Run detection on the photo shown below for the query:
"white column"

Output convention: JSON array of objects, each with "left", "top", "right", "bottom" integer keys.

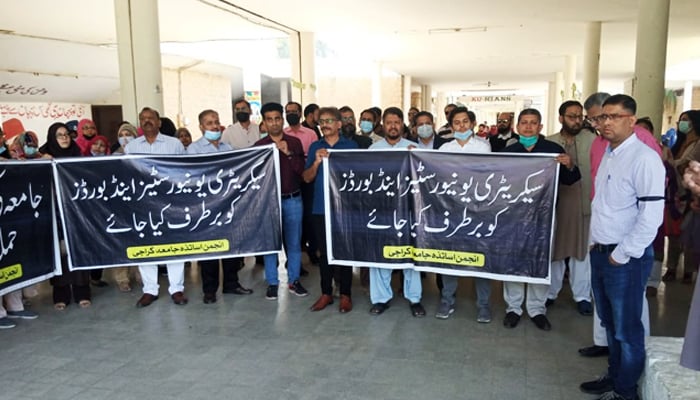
[
  {"left": 632, "top": 0, "right": 670, "bottom": 133},
  {"left": 436, "top": 91, "right": 446, "bottom": 126},
  {"left": 402, "top": 75, "right": 412, "bottom": 120},
  {"left": 420, "top": 84, "right": 432, "bottom": 114},
  {"left": 583, "top": 22, "right": 601, "bottom": 100},
  {"left": 547, "top": 79, "right": 558, "bottom": 135},
  {"left": 683, "top": 81, "right": 694, "bottom": 111},
  {"left": 114, "top": 0, "right": 164, "bottom": 124},
  {"left": 563, "top": 55, "right": 577, "bottom": 101},
  {"left": 289, "top": 31, "right": 316, "bottom": 105},
  {"left": 371, "top": 61, "right": 383, "bottom": 107}
]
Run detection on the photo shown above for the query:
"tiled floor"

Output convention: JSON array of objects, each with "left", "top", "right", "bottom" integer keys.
[{"left": 1, "top": 259, "right": 694, "bottom": 400}]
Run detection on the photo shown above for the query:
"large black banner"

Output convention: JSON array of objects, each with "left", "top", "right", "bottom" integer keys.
[
  {"left": 326, "top": 150, "right": 559, "bottom": 284},
  {"left": 0, "top": 160, "right": 57, "bottom": 296},
  {"left": 54, "top": 146, "right": 282, "bottom": 269}
]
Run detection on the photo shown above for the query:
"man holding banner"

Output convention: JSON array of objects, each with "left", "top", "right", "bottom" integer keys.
[
  {"left": 124, "top": 107, "right": 188, "bottom": 308},
  {"left": 304, "top": 107, "right": 358, "bottom": 313},
  {"left": 188, "top": 109, "right": 253, "bottom": 304},
  {"left": 367, "top": 107, "right": 426, "bottom": 317},
  {"left": 501, "top": 109, "right": 580, "bottom": 331}
]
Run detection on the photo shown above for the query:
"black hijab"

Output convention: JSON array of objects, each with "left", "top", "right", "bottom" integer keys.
[{"left": 40, "top": 122, "right": 82, "bottom": 158}]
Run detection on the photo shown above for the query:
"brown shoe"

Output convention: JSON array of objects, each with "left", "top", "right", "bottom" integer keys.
[
  {"left": 310, "top": 294, "right": 334, "bottom": 311},
  {"left": 136, "top": 293, "right": 158, "bottom": 308},
  {"left": 171, "top": 291, "right": 188, "bottom": 305},
  {"left": 339, "top": 295, "right": 352, "bottom": 313}
]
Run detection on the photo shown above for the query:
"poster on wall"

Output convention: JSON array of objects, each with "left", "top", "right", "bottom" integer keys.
[{"left": 0, "top": 102, "right": 92, "bottom": 143}]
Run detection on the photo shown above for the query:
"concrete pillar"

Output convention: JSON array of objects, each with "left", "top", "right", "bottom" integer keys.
[
  {"left": 436, "top": 91, "right": 446, "bottom": 126},
  {"left": 402, "top": 75, "right": 412, "bottom": 121},
  {"left": 683, "top": 81, "right": 694, "bottom": 111},
  {"left": 114, "top": 0, "right": 164, "bottom": 124},
  {"left": 583, "top": 22, "right": 601, "bottom": 100},
  {"left": 290, "top": 31, "right": 316, "bottom": 105},
  {"left": 371, "top": 61, "right": 382, "bottom": 107},
  {"left": 632, "top": 0, "right": 670, "bottom": 134},
  {"left": 563, "top": 55, "right": 577, "bottom": 101},
  {"left": 420, "top": 84, "right": 432, "bottom": 113},
  {"left": 547, "top": 79, "right": 558, "bottom": 135}
]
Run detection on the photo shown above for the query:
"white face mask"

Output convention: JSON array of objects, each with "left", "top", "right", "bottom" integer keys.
[
  {"left": 118, "top": 136, "right": 134, "bottom": 147},
  {"left": 417, "top": 124, "right": 433, "bottom": 139}
]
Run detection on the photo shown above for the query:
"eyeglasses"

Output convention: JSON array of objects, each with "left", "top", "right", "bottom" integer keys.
[
  {"left": 497, "top": 119, "right": 510, "bottom": 124},
  {"left": 56, "top": 133, "right": 70, "bottom": 139},
  {"left": 590, "top": 113, "right": 633, "bottom": 123},
  {"left": 564, "top": 114, "right": 583, "bottom": 120},
  {"left": 319, "top": 118, "right": 337, "bottom": 125},
  {"left": 341, "top": 117, "right": 354, "bottom": 123}
]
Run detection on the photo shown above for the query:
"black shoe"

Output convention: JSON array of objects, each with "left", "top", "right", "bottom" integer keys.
[
  {"left": 410, "top": 302, "right": 426, "bottom": 317},
  {"left": 369, "top": 302, "right": 390, "bottom": 315},
  {"left": 265, "top": 285, "right": 278, "bottom": 300},
  {"left": 503, "top": 311, "right": 521, "bottom": 328},
  {"left": 577, "top": 300, "right": 593, "bottom": 315},
  {"left": 580, "top": 374, "right": 614, "bottom": 395},
  {"left": 545, "top": 298, "right": 555, "bottom": 307},
  {"left": 288, "top": 280, "right": 309, "bottom": 297},
  {"left": 203, "top": 293, "right": 216, "bottom": 304},
  {"left": 223, "top": 285, "right": 253, "bottom": 295},
  {"left": 578, "top": 345, "right": 609, "bottom": 357},
  {"left": 531, "top": 314, "right": 552, "bottom": 331}
]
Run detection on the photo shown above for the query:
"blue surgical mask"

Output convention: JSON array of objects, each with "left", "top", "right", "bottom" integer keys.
[
  {"left": 417, "top": 124, "right": 433, "bottom": 139},
  {"left": 0, "top": 145, "right": 5, "bottom": 154},
  {"left": 204, "top": 130, "right": 222, "bottom": 141},
  {"left": 519, "top": 135, "right": 538, "bottom": 147},
  {"left": 23, "top": 145, "right": 38, "bottom": 156},
  {"left": 679, "top": 120, "right": 691, "bottom": 134},
  {"left": 260, "top": 132, "right": 268, "bottom": 139},
  {"left": 359, "top": 120, "right": 374, "bottom": 134},
  {"left": 454, "top": 129, "right": 473, "bottom": 141}
]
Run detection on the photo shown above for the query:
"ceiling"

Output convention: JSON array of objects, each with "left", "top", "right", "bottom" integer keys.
[{"left": 0, "top": 0, "right": 698, "bottom": 104}]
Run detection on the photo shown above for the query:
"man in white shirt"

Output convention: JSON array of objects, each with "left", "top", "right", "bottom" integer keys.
[
  {"left": 221, "top": 99, "right": 260, "bottom": 150},
  {"left": 124, "top": 107, "right": 188, "bottom": 308},
  {"left": 579, "top": 94, "right": 664, "bottom": 400}
]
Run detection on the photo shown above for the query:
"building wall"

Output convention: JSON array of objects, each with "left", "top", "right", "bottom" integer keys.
[
  {"left": 315, "top": 74, "right": 403, "bottom": 121},
  {"left": 161, "top": 68, "right": 233, "bottom": 139}
]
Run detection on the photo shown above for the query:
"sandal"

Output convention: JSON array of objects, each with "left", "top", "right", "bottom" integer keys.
[
  {"left": 54, "top": 302, "right": 67, "bottom": 311},
  {"left": 79, "top": 300, "right": 92, "bottom": 308},
  {"left": 118, "top": 282, "right": 132, "bottom": 292}
]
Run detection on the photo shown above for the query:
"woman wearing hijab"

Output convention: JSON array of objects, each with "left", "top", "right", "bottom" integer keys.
[
  {"left": 75, "top": 118, "right": 99, "bottom": 156},
  {"left": 9, "top": 131, "right": 50, "bottom": 160},
  {"left": 42, "top": 122, "right": 92, "bottom": 309}
]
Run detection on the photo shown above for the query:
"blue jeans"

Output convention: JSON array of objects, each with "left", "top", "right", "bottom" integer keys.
[
  {"left": 264, "top": 196, "right": 303, "bottom": 285},
  {"left": 591, "top": 245, "right": 652, "bottom": 399}
]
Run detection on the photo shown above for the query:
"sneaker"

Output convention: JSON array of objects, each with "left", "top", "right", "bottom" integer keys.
[
  {"left": 265, "top": 285, "right": 279, "bottom": 300},
  {"left": 0, "top": 317, "right": 16, "bottom": 329},
  {"left": 476, "top": 307, "right": 492, "bottom": 323},
  {"left": 595, "top": 391, "right": 632, "bottom": 400},
  {"left": 577, "top": 300, "right": 593, "bottom": 316},
  {"left": 580, "top": 374, "right": 614, "bottom": 395},
  {"left": 6, "top": 310, "right": 38, "bottom": 320},
  {"left": 288, "top": 280, "right": 309, "bottom": 297},
  {"left": 435, "top": 302, "right": 455, "bottom": 319}
]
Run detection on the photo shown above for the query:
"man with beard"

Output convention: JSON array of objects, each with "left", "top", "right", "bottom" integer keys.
[
  {"left": 221, "top": 99, "right": 260, "bottom": 150},
  {"left": 304, "top": 107, "right": 358, "bottom": 313},
  {"left": 437, "top": 103, "right": 457, "bottom": 139},
  {"left": 339, "top": 106, "right": 372, "bottom": 149},
  {"left": 255, "top": 102, "right": 308, "bottom": 300},
  {"left": 546, "top": 101, "right": 596, "bottom": 316},
  {"left": 489, "top": 112, "right": 519, "bottom": 152},
  {"left": 124, "top": 107, "right": 188, "bottom": 308},
  {"left": 368, "top": 107, "right": 425, "bottom": 317},
  {"left": 284, "top": 102, "right": 317, "bottom": 158}
]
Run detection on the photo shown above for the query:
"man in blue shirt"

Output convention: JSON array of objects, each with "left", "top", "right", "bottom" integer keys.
[
  {"left": 188, "top": 109, "right": 253, "bottom": 304},
  {"left": 304, "top": 107, "right": 358, "bottom": 313},
  {"left": 580, "top": 95, "right": 664, "bottom": 400},
  {"left": 368, "top": 107, "right": 425, "bottom": 317}
]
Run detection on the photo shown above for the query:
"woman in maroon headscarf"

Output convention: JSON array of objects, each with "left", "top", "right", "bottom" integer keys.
[{"left": 75, "top": 118, "right": 99, "bottom": 156}]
